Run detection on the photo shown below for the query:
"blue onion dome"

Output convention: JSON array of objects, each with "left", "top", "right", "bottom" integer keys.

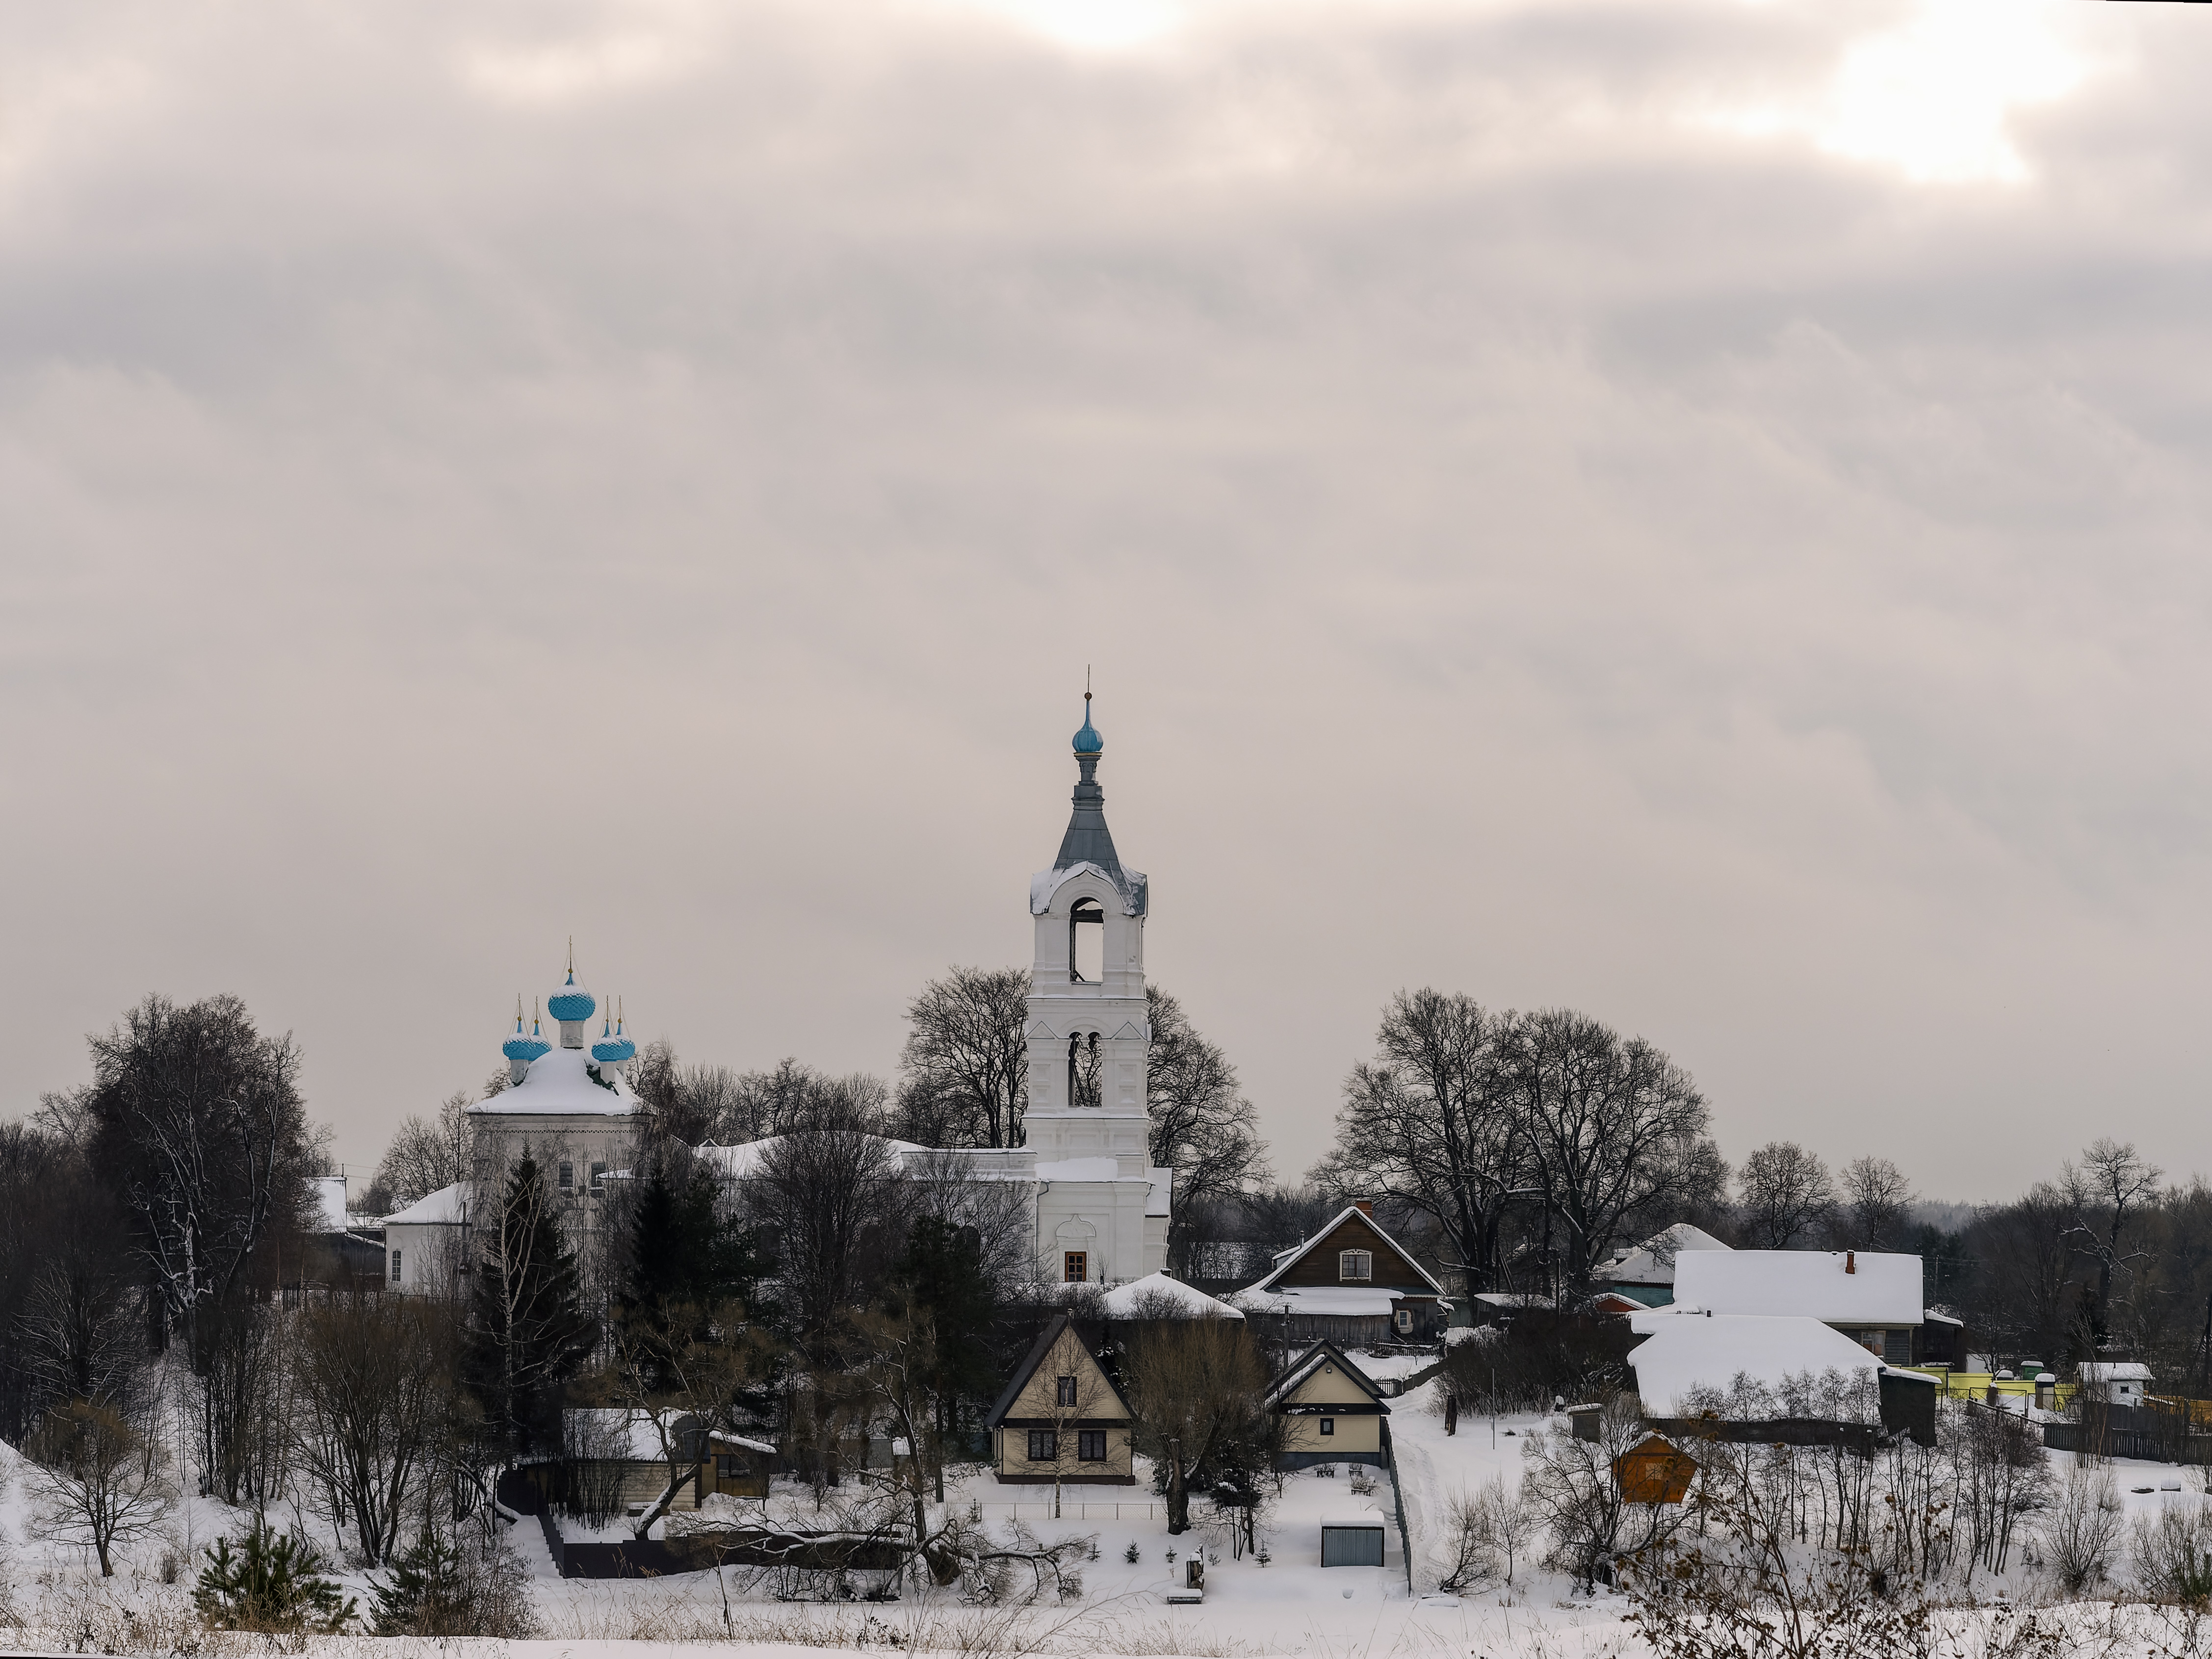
[
  {"left": 547, "top": 962, "right": 596, "bottom": 1023},
  {"left": 591, "top": 1001, "right": 636, "bottom": 1066},
  {"left": 502, "top": 997, "right": 551, "bottom": 1063},
  {"left": 1072, "top": 693, "right": 1103, "bottom": 756}
]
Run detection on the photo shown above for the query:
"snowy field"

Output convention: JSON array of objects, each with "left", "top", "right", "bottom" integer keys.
[{"left": 6, "top": 1364, "right": 2212, "bottom": 1656}]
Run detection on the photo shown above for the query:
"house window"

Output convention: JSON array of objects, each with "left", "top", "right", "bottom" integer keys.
[
  {"left": 1394, "top": 1308, "right": 1413, "bottom": 1333},
  {"left": 1057, "top": 1375, "right": 1079, "bottom": 1407},
  {"left": 1339, "top": 1250, "right": 1372, "bottom": 1282},
  {"left": 1063, "top": 1251, "right": 1087, "bottom": 1283},
  {"left": 715, "top": 1455, "right": 747, "bottom": 1479},
  {"left": 1028, "top": 1430, "right": 1058, "bottom": 1462},
  {"left": 1319, "top": 1418, "right": 1335, "bottom": 1436},
  {"left": 390, "top": 1250, "right": 402, "bottom": 1284},
  {"left": 589, "top": 1162, "right": 607, "bottom": 1192},
  {"left": 559, "top": 1162, "right": 574, "bottom": 1191},
  {"left": 1078, "top": 1430, "right": 1106, "bottom": 1462}
]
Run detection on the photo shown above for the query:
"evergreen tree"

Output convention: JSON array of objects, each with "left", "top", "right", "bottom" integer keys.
[
  {"left": 467, "top": 1154, "right": 595, "bottom": 1455},
  {"left": 891, "top": 1217, "right": 998, "bottom": 1438},
  {"left": 368, "top": 1530, "right": 467, "bottom": 1636},
  {"left": 193, "top": 1517, "right": 356, "bottom": 1632}
]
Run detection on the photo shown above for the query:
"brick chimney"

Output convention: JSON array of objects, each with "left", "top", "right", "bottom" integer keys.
[{"left": 1353, "top": 1199, "right": 1374, "bottom": 1218}]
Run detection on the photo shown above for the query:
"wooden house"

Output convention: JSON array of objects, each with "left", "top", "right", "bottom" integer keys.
[
  {"left": 1261, "top": 1339, "right": 1391, "bottom": 1469},
  {"left": 1228, "top": 1203, "right": 1449, "bottom": 1346},
  {"left": 547, "top": 1409, "right": 776, "bottom": 1515},
  {"left": 984, "top": 1315, "right": 1136, "bottom": 1486}
]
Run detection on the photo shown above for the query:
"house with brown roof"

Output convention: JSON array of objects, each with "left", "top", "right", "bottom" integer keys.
[
  {"left": 984, "top": 1315, "right": 1137, "bottom": 1485},
  {"left": 1227, "top": 1203, "right": 1450, "bottom": 1346}
]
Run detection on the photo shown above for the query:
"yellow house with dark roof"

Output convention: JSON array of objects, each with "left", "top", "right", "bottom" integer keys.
[{"left": 1262, "top": 1340, "right": 1392, "bottom": 1469}]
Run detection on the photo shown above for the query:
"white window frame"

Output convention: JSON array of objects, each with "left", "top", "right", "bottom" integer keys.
[
  {"left": 1339, "top": 1249, "right": 1372, "bottom": 1282},
  {"left": 390, "top": 1249, "right": 403, "bottom": 1284}
]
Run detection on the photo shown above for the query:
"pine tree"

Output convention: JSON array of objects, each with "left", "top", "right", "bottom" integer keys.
[
  {"left": 368, "top": 1530, "right": 467, "bottom": 1636},
  {"left": 467, "top": 1154, "right": 596, "bottom": 1455},
  {"left": 192, "top": 1518, "right": 356, "bottom": 1632}
]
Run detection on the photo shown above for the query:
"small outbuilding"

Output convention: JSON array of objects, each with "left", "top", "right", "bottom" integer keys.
[
  {"left": 2080, "top": 1361, "right": 2153, "bottom": 1405},
  {"left": 1229, "top": 1203, "right": 1450, "bottom": 1345},
  {"left": 1261, "top": 1340, "right": 1392, "bottom": 1469},
  {"left": 1319, "top": 1511, "right": 1388, "bottom": 1567},
  {"left": 1614, "top": 1433, "right": 1697, "bottom": 1504}
]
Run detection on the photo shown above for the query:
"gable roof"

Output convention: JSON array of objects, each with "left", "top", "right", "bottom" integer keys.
[
  {"left": 1673, "top": 1249, "right": 1921, "bottom": 1327},
  {"left": 1241, "top": 1205, "right": 1445, "bottom": 1298},
  {"left": 1626, "top": 1312, "right": 1883, "bottom": 1416},
  {"left": 1261, "top": 1340, "right": 1392, "bottom": 1413},
  {"left": 984, "top": 1315, "right": 1132, "bottom": 1427},
  {"left": 1600, "top": 1224, "right": 1732, "bottom": 1287}
]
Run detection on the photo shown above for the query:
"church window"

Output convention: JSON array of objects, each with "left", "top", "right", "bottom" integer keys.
[
  {"left": 390, "top": 1250, "right": 402, "bottom": 1284},
  {"left": 1069, "top": 899, "right": 1104, "bottom": 983},
  {"left": 589, "top": 1162, "right": 607, "bottom": 1192},
  {"left": 1057, "top": 1375, "right": 1079, "bottom": 1406},
  {"left": 1068, "top": 1033, "right": 1102, "bottom": 1109},
  {"left": 1339, "top": 1250, "right": 1372, "bottom": 1282},
  {"left": 1063, "top": 1250, "right": 1088, "bottom": 1283},
  {"left": 558, "top": 1162, "right": 573, "bottom": 1191}
]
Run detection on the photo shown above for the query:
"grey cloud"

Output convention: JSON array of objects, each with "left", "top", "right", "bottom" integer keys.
[{"left": 0, "top": 0, "right": 2206, "bottom": 1198}]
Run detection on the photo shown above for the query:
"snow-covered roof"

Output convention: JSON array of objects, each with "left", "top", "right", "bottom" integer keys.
[
  {"left": 2081, "top": 1362, "right": 2153, "bottom": 1383},
  {"left": 1096, "top": 1273, "right": 1244, "bottom": 1321},
  {"left": 469, "top": 1045, "right": 636, "bottom": 1116},
  {"left": 1262, "top": 1342, "right": 1389, "bottom": 1411},
  {"left": 1320, "top": 1511, "right": 1387, "bottom": 1529},
  {"left": 312, "top": 1174, "right": 348, "bottom": 1232},
  {"left": 1672, "top": 1249, "right": 1920, "bottom": 1326},
  {"left": 384, "top": 1181, "right": 471, "bottom": 1225},
  {"left": 1228, "top": 1285, "right": 1411, "bottom": 1318},
  {"left": 1600, "top": 1224, "right": 1732, "bottom": 1287},
  {"left": 1627, "top": 1313, "right": 1882, "bottom": 1416},
  {"left": 562, "top": 1408, "right": 773, "bottom": 1461},
  {"left": 1240, "top": 1205, "right": 1445, "bottom": 1298}
]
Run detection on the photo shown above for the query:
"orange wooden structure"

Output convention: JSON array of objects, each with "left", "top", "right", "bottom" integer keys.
[{"left": 1615, "top": 1433, "right": 1697, "bottom": 1504}]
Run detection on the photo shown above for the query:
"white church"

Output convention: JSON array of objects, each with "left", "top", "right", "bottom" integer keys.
[{"left": 389, "top": 696, "right": 1171, "bottom": 1291}]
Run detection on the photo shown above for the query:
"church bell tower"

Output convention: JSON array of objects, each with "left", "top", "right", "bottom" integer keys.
[{"left": 1023, "top": 693, "right": 1163, "bottom": 1283}]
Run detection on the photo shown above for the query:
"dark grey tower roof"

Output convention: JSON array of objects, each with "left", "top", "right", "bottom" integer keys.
[{"left": 1039, "top": 696, "right": 1147, "bottom": 915}]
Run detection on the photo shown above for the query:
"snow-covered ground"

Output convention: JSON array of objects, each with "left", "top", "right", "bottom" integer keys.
[{"left": 7, "top": 1370, "right": 2212, "bottom": 1657}]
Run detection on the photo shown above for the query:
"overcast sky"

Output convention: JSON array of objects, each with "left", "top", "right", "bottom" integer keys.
[{"left": 3, "top": 0, "right": 2207, "bottom": 1203}]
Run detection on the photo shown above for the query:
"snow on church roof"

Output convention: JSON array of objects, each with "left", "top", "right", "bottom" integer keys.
[
  {"left": 469, "top": 1045, "right": 636, "bottom": 1116},
  {"left": 385, "top": 1182, "right": 471, "bottom": 1225}
]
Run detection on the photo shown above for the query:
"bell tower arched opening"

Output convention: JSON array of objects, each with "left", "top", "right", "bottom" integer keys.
[{"left": 1068, "top": 898, "right": 1104, "bottom": 983}]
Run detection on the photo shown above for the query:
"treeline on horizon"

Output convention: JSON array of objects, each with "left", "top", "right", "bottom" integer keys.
[{"left": 3, "top": 976, "right": 2207, "bottom": 1581}]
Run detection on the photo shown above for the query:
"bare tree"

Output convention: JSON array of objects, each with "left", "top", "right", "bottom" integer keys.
[
  {"left": 1969, "top": 1183, "right": 2082, "bottom": 1362},
  {"left": 1507, "top": 1010, "right": 1718, "bottom": 1299},
  {"left": 1145, "top": 988, "right": 1270, "bottom": 1271},
  {"left": 1834, "top": 1156, "right": 1913, "bottom": 1252},
  {"left": 26, "top": 1396, "right": 175, "bottom": 1576},
  {"left": 291, "top": 1293, "right": 459, "bottom": 1565},
  {"left": 1313, "top": 990, "right": 1529, "bottom": 1296},
  {"left": 374, "top": 1091, "right": 473, "bottom": 1210},
  {"left": 898, "top": 967, "right": 1030, "bottom": 1149},
  {"left": 2064, "top": 1138, "right": 2164, "bottom": 1333},
  {"left": 1735, "top": 1141, "right": 1837, "bottom": 1250},
  {"left": 1120, "top": 1318, "right": 1267, "bottom": 1533}
]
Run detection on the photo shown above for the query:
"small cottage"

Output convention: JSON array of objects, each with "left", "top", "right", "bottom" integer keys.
[
  {"left": 2080, "top": 1361, "right": 2153, "bottom": 1405},
  {"left": 1614, "top": 1433, "right": 1697, "bottom": 1504},
  {"left": 1261, "top": 1340, "right": 1391, "bottom": 1469},
  {"left": 550, "top": 1409, "right": 776, "bottom": 1515},
  {"left": 1228, "top": 1203, "right": 1449, "bottom": 1346},
  {"left": 984, "top": 1315, "right": 1136, "bottom": 1486}
]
